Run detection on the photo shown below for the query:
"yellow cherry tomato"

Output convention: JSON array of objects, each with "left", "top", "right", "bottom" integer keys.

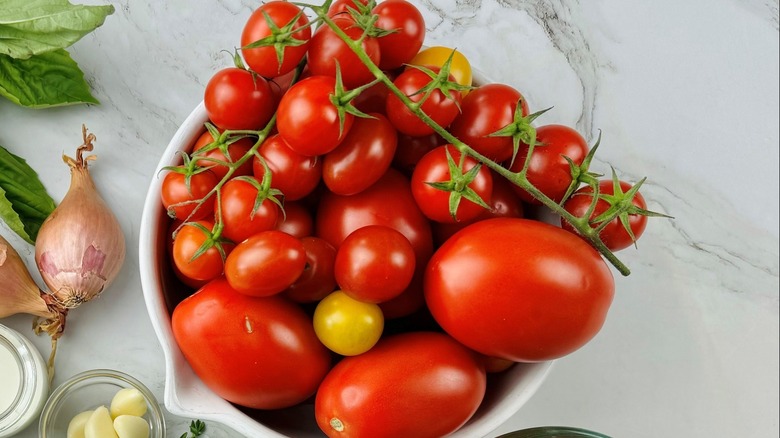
[
  {"left": 313, "top": 290, "right": 384, "bottom": 356},
  {"left": 408, "top": 46, "right": 473, "bottom": 90}
]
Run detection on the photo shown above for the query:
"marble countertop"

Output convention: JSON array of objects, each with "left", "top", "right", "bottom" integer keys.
[{"left": 2, "top": 0, "right": 777, "bottom": 437}]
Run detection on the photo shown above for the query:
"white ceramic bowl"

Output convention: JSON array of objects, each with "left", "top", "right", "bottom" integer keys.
[{"left": 139, "top": 77, "right": 554, "bottom": 437}]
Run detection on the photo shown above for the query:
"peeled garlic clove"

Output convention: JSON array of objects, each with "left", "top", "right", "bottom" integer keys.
[
  {"left": 110, "top": 387, "right": 148, "bottom": 418},
  {"left": 113, "top": 415, "right": 150, "bottom": 438},
  {"left": 67, "top": 410, "right": 93, "bottom": 438},
  {"left": 84, "top": 406, "right": 119, "bottom": 438}
]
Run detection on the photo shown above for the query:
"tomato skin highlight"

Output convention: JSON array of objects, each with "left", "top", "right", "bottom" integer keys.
[
  {"left": 425, "top": 218, "right": 615, "bottom": 362},
  {"left": 172, "top": 277, "right": 331, "bottom": 410},
  {"left": 314, "top": 331, "right": 486, "bottom": 438},
  {"left": 224, "top": 230, "right": 307, "bottom": 297}
]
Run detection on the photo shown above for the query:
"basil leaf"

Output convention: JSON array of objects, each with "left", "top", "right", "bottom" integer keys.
[
  {"left": 0, "top": 145, "right": 56, "bottom": 244},
  {"left": 0, "top": 0, "right": 114, "bottom": 60},
  {"left": 0, "top": 49, "right": 98, "bottom": 108}
]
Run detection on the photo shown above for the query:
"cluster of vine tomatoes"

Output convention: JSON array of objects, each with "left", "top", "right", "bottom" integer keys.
[{"left": 158, "top": 1, "right": 654, "bottom": 437}]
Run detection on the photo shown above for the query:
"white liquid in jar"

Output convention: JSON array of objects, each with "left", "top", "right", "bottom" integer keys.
[{"left": 0, "top": 342, "right": 22, "bottom": 414}]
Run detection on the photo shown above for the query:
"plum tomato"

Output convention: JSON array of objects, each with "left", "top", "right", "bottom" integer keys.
[
  {"left": 334, "top": 225, "right": 416, "bottom": 304},
  {"left": 322, "top": 113, "right": 398, "bottom": 196},
  {"left": 253, "top": 133, "right": 322, "bottom": 201},
  {"left": 277, "top": 75, "right": 354, "bottom": 156},
  {"left": 508, "top": 124, "right": 589, "bottom": 204},
  {"left": 191, "top": 129, "right": 254, "bottom": 179},
  {"left": 203, "top": 67, "right": 275, "bottom": 131},
  {"left": 160, "top": 167, "right": 218, "bottom": 221},
  {"left": 219, "top": 176, "right": 280, "bottom": 243},
  {"left": 307, "top": 17, "right": 380, "bottom": 90},
  {"left": 386, "top": 67, "right": 462, "bottom": 137},
  {"left": 562, "top": 178, "right": 649, "bottom": 251},
  {"left": 373, "top": 0, "right": 425, "bottom": 70},
  {"left": 313, "top": 290, "right": 384, "bottom": 356},
  {"left": 411, "top": 145, "right": 493, "bottom": 223},
  {"left": 171, "top": 220, "right": 232, "bottom": 283},
  {"left": 172, "top": 277, "right": 331, "bottom": 410},
  {"left": 240, "top": 1, "right": 311, "bottom": 78},
  {"left": 425, "top": 218, "right": 615, "bottom": 362},
  {"left": 224, "top": 230, "right": 306, "bottom": 297},
  {"left": 408, "top": 46, "right": 472, "bottom": 93},
  {"left": 449, "top": 83, "right": 530, "bottom": 162},
  {"left": 284, "top": 236, "right": 338, "bottom": 303},
  {"left": 314, "top": 331, "right": 486, "bottom": 438}
]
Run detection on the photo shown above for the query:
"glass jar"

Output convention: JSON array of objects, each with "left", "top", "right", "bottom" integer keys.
[{"left": 0, "top": 324, "right": 49, "bottom": 437}]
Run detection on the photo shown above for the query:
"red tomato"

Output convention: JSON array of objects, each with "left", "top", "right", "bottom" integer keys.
[
  {"left": 224, "top": 230, "right": 306, "bottom": 297},
  {"left": 508, "top": 124, "right": 589, "bottom": 204},
  {"left": 253, "top": 134, "right": 322, "bottom": 201},
  {"left": 392, "top": 132, "right": 446, "bottom": 176},
  {"left": 411, "top": 145, "right": 493, "bottom": 223},
  {"left": 322, "top": 113, "right": 398, "bottom": 195},
  {"left": 160, "top": 168, "right": 218, "bottom": 221},
  {"left": 561, "top": 179, "right": 649, "bottom": 251},
  {"left": 307, "top": 17, "right": 380, "bottom": 89},
  {"left": 449, "top": 83, "right": 529, "bottom": 162},
  {"left": 277, "top": 75, "right": 354, "bottom": 156},
  {"left": 171, "top": 221, "right": 231, "bottom": 282},
  {"left": 219, "top": 176, "right": 280, "bottom": 243},
  {"left": 335, "top": 225, "right": 416, "bottom": 304},
  {"left": 327, "top": 0, "right": 369, "bottom": 18},
  {"left": 191, "top": 129, "right": 254, "bottom": 179},
  {"left": 314, "top": 331, "right": 486, "bottom": 438},
  {"left": 284, "top": 236, "right": 337, "bottom": 303},
  {"left": 240, "top": 1, "right": 311, "bottom": 78},
  {"left": 275, "top": 201, "right": 314, "bottom": 238},
  {"left": 425, "top": 218, "right": 615, "bottom": 362},
  {"left": 171, "top": 277, "right": 331, "bottom": 409},
  {"left": 203, "top": 67, "right": 275, "bottom": 131},
  {"left": 386, "top": 67, "right": 462, "bottom": 136},
  {"left": 373, "top": 0, "right": 425, "bottom": 70},
  {"left": 352, "top": 79, "right": 391, "bottom": 115}
]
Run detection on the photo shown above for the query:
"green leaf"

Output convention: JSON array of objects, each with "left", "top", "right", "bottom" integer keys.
[
  {"left": 0, "top": 0, "right": 114, "bottom": 60},
  {"left": 0, "top": 49, "right": 98, "bottom": 108},
  {"left": 0, "top": 145, "right": 56, "bottom": 244}
]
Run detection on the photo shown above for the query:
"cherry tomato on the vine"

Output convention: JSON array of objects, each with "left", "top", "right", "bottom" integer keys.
[
  {"left": 219, "top": 176, "right": 280, "bottom": 243},
  {"left": 373, "top": 0, "right": 425, "bottom": 70},
  {"left": 307, "top": 17, "right": 380, "bottom": 90},
  {"left": 253, "top": 133, "right": 322, "bottom": 201},
  {"left": 160, "top": 167, "right": 218, "bottom": 221},
  {"left": 191, "top": 129, "right": 254, "bottom": 179},
  {"left": 386, "top": 67, "right": 462, "bottom": 137},
  {"left": 204, "top": 67, "right": 275, "bottom": 131},
  {"left": 171, "top": 220, "right": 232, "bottom": 283},
  {"left": 240, "top": 1, "right": 311, "bottom": 78},
  {"left": 408, "top": 46, "right": 472, "bottom": 93}
]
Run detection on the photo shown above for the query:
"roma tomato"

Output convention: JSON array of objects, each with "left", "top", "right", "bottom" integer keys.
[
  {"left": 171, "top": 277, "right": 331, "bottom": 409},
  {"left": 219, "top": 176, "right": 280, "bottom": 243},
  {"left": 253, "top": 133, "right": 322, "bottom": 201},
  {"left": 386, "top": 67, "right": 462, "bottom": 137},
  {"left": 411, "top": 145, "right": 493, "bottom": 223},
  {"left": 204, "top": 67, "right": 275, "bottom": 131},
  {"left": 171, "top": 221, "right": 231, "bottom": 283},
  {"left": 277, "top": 75, "right": 354, "bottom": 156},
  {"left": 240, "top": 1, "right": 311, "bottom": 78},
  {"left": 373, "top": 0, "right": 425, "bottom": 70},
  {"left": 334, "top": 225, "right": 416, "bottom": 303},
  {"left": 322, "top": 113, "right": 398, "bottom": 196},
  {"left": 509, "top": 124, "right": 589, "bottom": 204},
  {"left": 307, "top": 17, "right": 380, "bottom": 89},
  {"left": 425, "top": 218, "right": 614, "bottom": 362},
  {"left": 224, "top": 230, "right": 306, "bottom": 297},
  {"left": 160, "top": 168, "right": 218, "bottom": 221},
  {"left": 314, "top": 331, "right": 486, "bottom": 438},
  {"left": 408, "top": 46, "right": 472, "bottom": 91},
  {"left": 449, "top": 83, "right": 530, "bottom": 162},
  {"left": 561, "top": 179, "right": 649, "bottom": 251},
  {"left": 313, "top": 290, "right": 384, "bottom": 356}
]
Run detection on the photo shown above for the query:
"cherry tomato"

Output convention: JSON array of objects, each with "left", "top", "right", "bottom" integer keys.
[
  {"left": 307, "top": 17, "right": 380, "bottom": 89},
  {"left": 253, "top": 133, "right": 322, "bottom": 201},
  {"left": 327, "top": 0, "right": 370, "bottom": 18},
  {"left": 561, "top": 179, "right": 649, "bottom": 251},
  {"left": 352, "top": 79, "right": 391, "bottom": 115},
  {"left": 191, "top": 129, "right": 254, "bottom": 179},
  {"left": 449, "top": 83, "right": 530, "bottom": 162},
  {"left": 275, "top": 201, "right": 314, "bottom": 238},
  {"left": 277, "top": 75, "right": 354, "bottom": 156},
  {"left": 284, "top": 236, "right": 337, "bottom": 303},
  {"left": 322, "top": 113, "right": 398, "bottom": 196},
  {"left": 335, "top": 225, "right": 416, "bottom": 304},
  {"left": 386, "top": 67, "right": 462, "bottom": 137},
  {"left": 313, "top": 290, "right": 384, "bottom": 356},
  {"left": 314, "top": 331, "right": 486, "bottom": 438},
  {"left": 219, "top": 176, "right": 280, "bottom": 243},
  {"left": 392, "top": 132, "right": 446, "bottom": 176},
  {"left": 160, "top": 168, "right": 218, "bottom": 221},
  {"left": 425, "top": 218, "right": 615, "bottom": 362},
  {"left": 224, "top": 230, "right": 306, "bottom": 297},
  {"left": 171, "top": 220, "right": 231, "bottom": 282},
  {"left": 508, "top": 124, "right": 589, "bottom": 204},
  {"left": 408, "top": 46, "right": 472, "bottom": 91},
  {"left": 172, "top": 277, "right": 331, "bottom": 409},
  {"left": 411, "top": 145, "right": 493, "bottom": 223},
  {"left": 203, "top": 67, "right": 275, "bottom": 131},
  {"left": 240, "top": 1, "right": 311, "bottom": 78},
  {"left": 373, "top": 0, "right": 425, "bottom": 70}
]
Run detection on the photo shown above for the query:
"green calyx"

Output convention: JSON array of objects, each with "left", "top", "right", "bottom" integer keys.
[
  {"left": 241, "top": 9, "right": 309, "bottom": 76},
  {"left": 488, "top": 102, "right": 552, "bottom": 168},
  {"left": 426, "top": 147, "right": 491, "bottom": 221}
]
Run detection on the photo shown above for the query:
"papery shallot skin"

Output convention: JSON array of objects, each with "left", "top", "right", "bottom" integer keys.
[{"left": 35, "top": 140, "right": 126, "bottom": 309}]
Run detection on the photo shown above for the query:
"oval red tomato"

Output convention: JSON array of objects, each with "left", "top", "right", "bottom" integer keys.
[
  {"left": 224, "top": 230, "right": 306, "bottom": 297},
  {"left": 253, "top": 133, "right": 322, "bottom": 201}
]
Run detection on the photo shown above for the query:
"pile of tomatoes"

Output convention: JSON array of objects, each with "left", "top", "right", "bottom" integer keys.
[{"left": 159, "top": 1, "right": 651, "bottom": 437}]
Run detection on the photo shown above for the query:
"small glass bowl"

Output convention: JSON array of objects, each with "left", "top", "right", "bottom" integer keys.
[
  {"left": 496, "top": 426, "right": 612, "bottom": 438},
  {"left": 38, "top": 369, "right": 166, "bottom": 438}
]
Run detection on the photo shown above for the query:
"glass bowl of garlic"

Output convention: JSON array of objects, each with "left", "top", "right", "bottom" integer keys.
[{"left": 38, "top": 368, "right": 165, "bottom": 438}]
